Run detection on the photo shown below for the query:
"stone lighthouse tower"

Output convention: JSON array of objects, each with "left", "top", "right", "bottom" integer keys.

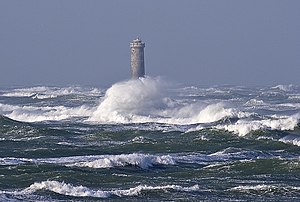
[{"left": 130, "top": 38, "right": 145, "bottom": 79}]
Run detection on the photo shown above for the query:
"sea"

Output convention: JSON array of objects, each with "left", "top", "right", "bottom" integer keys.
[{"left": 0, "top": 77, "right": 299, "bottom": 201}]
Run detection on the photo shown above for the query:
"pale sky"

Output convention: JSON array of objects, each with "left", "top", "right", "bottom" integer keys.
[{"left": 1, "top": 0, "right": 300, "bottom": 87}]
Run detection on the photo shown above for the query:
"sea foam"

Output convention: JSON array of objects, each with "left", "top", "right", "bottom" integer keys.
[
  {"left": 0, "top": 103, "right": 93, "bottom": 122},
  {"left": 0, "top": 153, "right": 176, "bottom": 168},
  {"left": 215, "top": 116, "right": 298, "bottom": 136},
  {"left": 0, "top": 151, "right": 273, "bottom": 167},
  {"left": 1, "top": 81, "right": 298, "bottom": 136},
  {"left": 22, "top": 180, "right": 199, "bottom": 198},
  {"left": 279, "top": 134, "right": 300, "bottom": 147},
  {"left": 229, "top": 184, "right": 300, "bottom": 194},
  {"left": 88, "top": 77, "right": 165, "bottom": 123},
  {"left": 88, "top": 77, "right": 244, "bottom": 125},
  {"left": 1, "top": 86, "right": 102, "bottom": 99},
  {"left": 68, "top": 153, "right": 176, "bottom": 169}
]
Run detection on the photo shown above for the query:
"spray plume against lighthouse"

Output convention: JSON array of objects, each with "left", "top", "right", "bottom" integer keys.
[{"left": 130, "top": 38, "right": 145, "bottom": 79}]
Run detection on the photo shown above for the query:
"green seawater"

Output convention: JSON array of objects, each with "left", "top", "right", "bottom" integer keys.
[
  {"left": 0, "top": 116, "right": 300, "bottom": 201},
  {"left": 0, "top": 83, "right": 300, "bottom": 201}
]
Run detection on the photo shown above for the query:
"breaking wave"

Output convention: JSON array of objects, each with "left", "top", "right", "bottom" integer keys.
[
  {"left": 19, "top": 180, "right": 200, "bottom": 198},
  {"left": 271, "top": 84, "right": 296, "bottom": 92},
  {"left": 1, "top": 86, "right": 102, "bottom": 99},
  {"left": 0, "top": 150, "right": 277, "bottom": 168},
  {"left": 215, "top": 116, "right": 299, "bottom": 136},
  {"left": 87, "top": 77, "right": 299, "bottom": 136},
  {"left": 229, "top": 184, "right": 300, "bottom": 194},
  {"left": 0, "top": 153, "right": 176, "bottom": 168},
  {"left": 68, "top": 153, "right": 175, "bottom": 169},
  {"left": 279, "top": 135, "right": 300, "bottom": 147},
  {"left": 0, "top": 79, "right": 299, "bottom": 135},
  {"left": 0, "top": 103, "right": 92, "bottom": 122},
  {"left": 88, "top": 77, "right": 165, "bottom": 123},
  {"left": 88, "top": 77, "right": 248, "bottom": 125}
]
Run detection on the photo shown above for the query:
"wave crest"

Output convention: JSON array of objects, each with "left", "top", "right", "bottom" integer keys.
[
  {"left": 1, "top": 86, "right": 102, "bottom": 99},
  {"left": 0, "top": 103, "right": 92, "bottom": 122},
  {"left": 88, "top": 77, "right": 165, "bottom": 123},
  {"left": 69, "top": 153, "right": 176, "bottom": 169},
  {"left": 215, "top": 116, "right": 298, "bottom": 136},
  {"left": 88, "top": 78, "right": 244, "bottom": 125},
  {"left": 22, "top": 180, "right": 199, "bottom": 198}
]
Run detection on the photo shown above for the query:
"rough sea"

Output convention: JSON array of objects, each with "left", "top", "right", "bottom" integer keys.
[{"left": 0, "top": 77, "right": 299, "bottom": 201}]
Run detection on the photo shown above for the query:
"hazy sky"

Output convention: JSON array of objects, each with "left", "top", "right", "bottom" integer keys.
[{"left": 1, "top": 0, "right": 300, "bottom": 87}]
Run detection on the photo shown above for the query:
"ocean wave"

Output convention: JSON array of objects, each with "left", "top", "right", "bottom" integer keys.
[
  {"left": 0, "top": 157, "right": 32, "bottom": 166},
  {"left": 214, "top": 116, "right": 298, "bottom": 136},
  {"left": 88, "top": 77, "right": 249, "bottom": 125},
  {"left": 277, "top": 103, "right": 300, "bottom": 109},
  {"left": 68, "top": 153, "right": 176, "bottom": 169},
  {"left": 229, "top": 184, "right": 300, "bottom": 194},
  {"left": 244, "top": 99, "right": 266, "bottom": 107},
  {"left": 288, "top": 95, "right": 300, "bottom": 100},
  {"left": 0, "top": 103, "right": 93, "bottom": 122},
  {"left": 271, "top": 84, "right": 296, "bottom": 92},
  {"left": 21, "top": 180, "right": 199, "bottom": 198},
  {"left": 279, "top": 135, "right": 300, "bottom": 147},
  {"left": 1, "top": 81, "right": 299, "bottom": 135},
  {"left": 0, "top": 153, "right": 176, "bottom": 168},
  {"left": 1, "top": 86, "right": 102, "bottom": 99},
  {"left": 88, "top": 77, "right": 166, "bottom": 123},
  {"left": 0, "top": 150, "right": 275, "bottom": 167},
  {"left": 208, "top": 147, "right": 266, "bottom": 159}
]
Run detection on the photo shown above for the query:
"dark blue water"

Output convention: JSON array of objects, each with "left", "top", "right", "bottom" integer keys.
[{"left": 0, "top": 79, "right": 299, "bottom": 201}]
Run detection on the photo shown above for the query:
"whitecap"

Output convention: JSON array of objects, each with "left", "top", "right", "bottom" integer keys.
[
  {"left": 0, "top": 103, "right": 93, "bottom": 122},
  {"left": 0, "top": 153, "right": 176, "bottom": 168},
  {"left": 88, "top": 77, "right": 249, "bottom": 125},
  {"left": 229, "top": 184, "right": 300, "bottom": 193},
  {"left": 214, "top": 116, "right": 298, "bottom": 136},
  {"left": 271, "top": 84, "right": 295, "bottom": 92},
  {"left": 244, "top": 99, "right": 265, "bottom": 107},
  {"left": 68, "top": 153, "right": 176, "bottom": 169},
  {"left": 1, "top": 86, "right": 103, "bottom": 99},
  {"left": 0, "top": 157, "right": 34, "bottom": 166},
  {"left": 21, "top": 180, "right": 200, "bottom": 198},
  {"left": 279, "top": 135, "right": 300, "bottom": 147}
]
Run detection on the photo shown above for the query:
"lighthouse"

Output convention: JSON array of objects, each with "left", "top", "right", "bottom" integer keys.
[{"left": 130, "top": 38, "right": 145, "bottom": 79}]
